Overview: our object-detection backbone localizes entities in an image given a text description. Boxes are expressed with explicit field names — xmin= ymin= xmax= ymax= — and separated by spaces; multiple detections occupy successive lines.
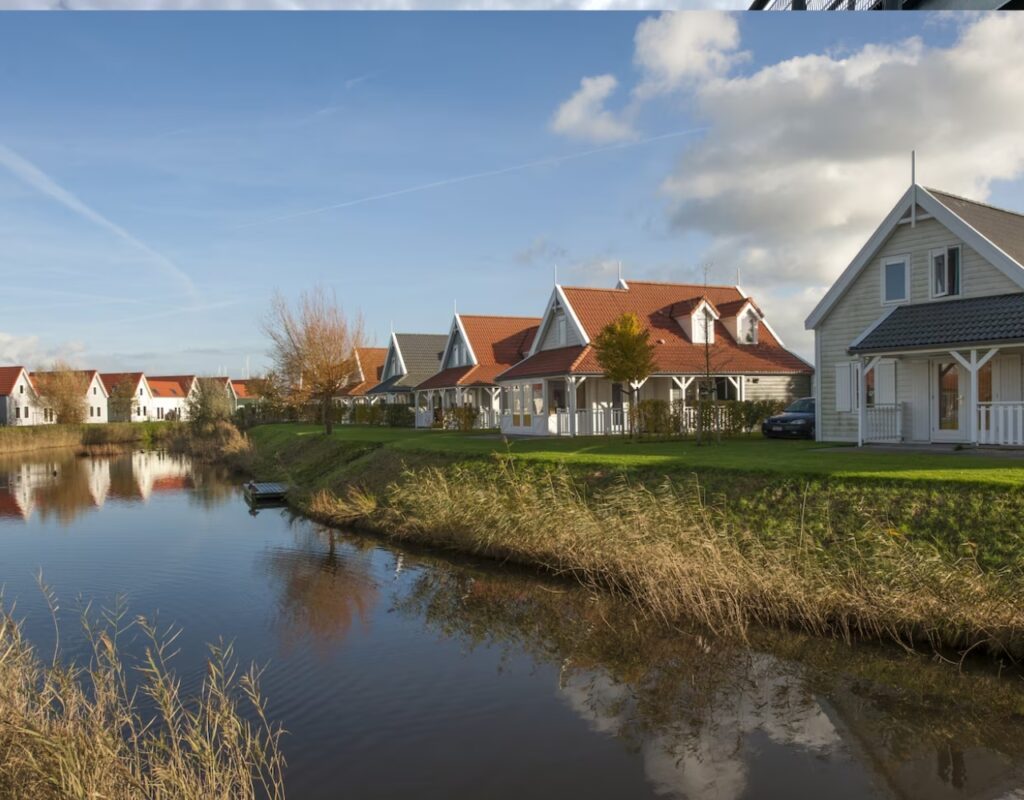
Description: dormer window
xmin=694 ymin=308 xmax=716 ymax=345
xmin=930 ymin=246 xmax=961 ymax=298
xmin=742 ymin=312 xmax=760 ymax=345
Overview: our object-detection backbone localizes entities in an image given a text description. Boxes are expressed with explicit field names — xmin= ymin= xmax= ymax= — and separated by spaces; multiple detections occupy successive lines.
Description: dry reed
xmin=301 ymin=457 xmax=1024 ymax=656
xmin=0 ymin=591 xmax=285 ymax=800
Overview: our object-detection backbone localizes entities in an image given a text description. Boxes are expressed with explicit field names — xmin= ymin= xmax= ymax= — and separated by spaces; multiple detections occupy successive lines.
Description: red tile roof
xmin=231 ymin=379 xmax=256 ymax=399
xmin=416 ymin=315 xmax=540 ymax=390
xmin=0 ymin=366 xmax=27 ymax=396
xmin=148 ymin=375 xmax=196 ymax=396
xmin=339 ymin=347 xmax=388 ymax=397
xmin=148 ymin=379 xmax=188 ymax=399
xmin=100 ymin=372 xmax=145 ymax=394
xmin=500 ymin=281 xmax=810 ymax=381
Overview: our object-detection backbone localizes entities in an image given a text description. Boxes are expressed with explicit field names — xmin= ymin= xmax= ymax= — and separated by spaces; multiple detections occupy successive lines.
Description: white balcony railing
xmin=978 ymin=402 xmax=1024 ymax=446
xmin=865 ymin=403 xmax=902 ymax=443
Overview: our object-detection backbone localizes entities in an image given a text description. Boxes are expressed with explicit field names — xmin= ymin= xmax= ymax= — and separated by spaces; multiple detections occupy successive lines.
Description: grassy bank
xmin=0 ymin=422 xmax=172 ymax=456
xmin=245 ymin=424 xmax=1024 ymax=657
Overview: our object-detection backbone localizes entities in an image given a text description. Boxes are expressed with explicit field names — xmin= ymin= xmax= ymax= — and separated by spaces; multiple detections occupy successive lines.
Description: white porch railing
xmin=978 ymin=402 xmax=1024 ymax=445
xmin=865 ymin=403 xmax=902 ymax=443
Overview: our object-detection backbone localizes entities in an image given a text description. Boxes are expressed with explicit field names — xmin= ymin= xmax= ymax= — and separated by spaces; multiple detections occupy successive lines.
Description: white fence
xmin=978 ymin=402 xmax=1024 ymax=445
xmin=864 ymin=403 xmax=902 ymax=443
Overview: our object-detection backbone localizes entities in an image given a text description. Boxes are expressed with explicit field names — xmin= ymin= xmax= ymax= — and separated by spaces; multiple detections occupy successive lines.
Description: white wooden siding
xmin=538 ymin=307 xmax=583 ymax=351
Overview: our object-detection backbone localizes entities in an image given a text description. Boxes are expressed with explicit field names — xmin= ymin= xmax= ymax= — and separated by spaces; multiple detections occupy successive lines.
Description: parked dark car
xmin=761 ymin=397 xmax=815 ymax=439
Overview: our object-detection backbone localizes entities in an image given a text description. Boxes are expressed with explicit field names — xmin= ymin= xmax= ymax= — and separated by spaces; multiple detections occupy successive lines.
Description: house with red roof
xmin=337 ymin=347 xmax=388 ymax=407
xmin=495 ymin=279 xmax=811 ymax=436
xmin=148 ymin=375 xmax=197 ymax=421
xmin=100 ymin=372 xmax=155 ymax=422
xmin=413 ymin=314 xmax=540 ymax=429
xmin=807 ymin=184 xmax=1024 ymax=446
xmin=0 ymin=366 xmax=42 ymax=426
xmin=231 ymin=379 xmax=261 ymax=408
xmin=28 ymin=369 xmax=109 ymax=423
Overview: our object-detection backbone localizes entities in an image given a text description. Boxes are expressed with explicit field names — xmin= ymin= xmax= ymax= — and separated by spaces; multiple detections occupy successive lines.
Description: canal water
xmin=2 ymin=449 xmax=1023 ymax=800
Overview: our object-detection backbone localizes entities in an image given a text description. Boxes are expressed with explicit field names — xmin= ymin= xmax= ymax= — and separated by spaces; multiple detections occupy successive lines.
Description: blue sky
xmin=1 ymin=11 xmax=1022 ymax=373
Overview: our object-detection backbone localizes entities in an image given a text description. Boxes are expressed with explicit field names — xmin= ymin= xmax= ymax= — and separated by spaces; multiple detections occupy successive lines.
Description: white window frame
xmin=929 ymin=244 xmax=962 ymax=300
xmin=880 ymin=254 xmax=910 ymax=305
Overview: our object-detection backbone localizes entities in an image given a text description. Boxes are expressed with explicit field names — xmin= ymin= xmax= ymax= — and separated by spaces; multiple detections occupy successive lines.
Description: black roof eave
xmin=849 ymin=336 xmax=1024 ymax=356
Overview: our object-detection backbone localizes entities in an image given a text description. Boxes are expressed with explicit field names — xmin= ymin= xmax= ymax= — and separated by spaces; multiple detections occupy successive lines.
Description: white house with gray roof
xmin=365 ymin=333 xmax=448 ymax=406
xmin=807 ymin=183 xmax=1024 ymax=446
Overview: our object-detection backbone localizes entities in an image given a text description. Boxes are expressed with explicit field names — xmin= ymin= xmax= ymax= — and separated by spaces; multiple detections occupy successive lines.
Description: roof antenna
xmin=911 ymin=150 xmax=917 ymax=228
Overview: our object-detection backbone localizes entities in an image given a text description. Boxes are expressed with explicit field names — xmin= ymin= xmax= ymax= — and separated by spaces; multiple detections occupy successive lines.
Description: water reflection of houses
xmin=0 ymin=452 xmax=196 ymax=525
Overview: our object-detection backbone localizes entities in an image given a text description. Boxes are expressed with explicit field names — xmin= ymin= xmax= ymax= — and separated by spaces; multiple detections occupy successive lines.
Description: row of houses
xmin=341 ymin=180 xmax=1024 ymax=446
xmin=337 ymin=279 xmax=813 ymax=436
xmin=0 ymin=369 xmax=259 ymax=426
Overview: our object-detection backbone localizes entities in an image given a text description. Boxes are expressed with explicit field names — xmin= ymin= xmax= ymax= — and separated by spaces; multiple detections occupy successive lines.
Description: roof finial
xmin=617 ymin=260 xmax=622 ymax=283
xmin=736 ymin=266 xmax=741 ymax=288
xmin=553 ymin=263 xmax=558 ymax=286
xmin=911 ymin=150 xmax=917 ymax=228
xmin=454 ymin=298 xmax=457 ymax=315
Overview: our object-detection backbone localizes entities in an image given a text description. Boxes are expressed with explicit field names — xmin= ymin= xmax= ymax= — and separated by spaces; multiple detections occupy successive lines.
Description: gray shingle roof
xmin=927 ymin=188 xmax=1024 ymax=268
xmin=367 ymin=333 xmax=447 ymax=393
xmin=850 ymin=293 xmax=1024 ymax=353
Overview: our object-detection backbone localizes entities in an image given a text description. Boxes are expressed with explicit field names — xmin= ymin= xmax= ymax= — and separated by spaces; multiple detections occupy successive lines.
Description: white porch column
xmin=858 ymin=356 xmax=881 ymax=446
xmin=951 ymin=348 xmax=999 ymax=444
xmin=566 ymin=376 xmax=577 ymax=436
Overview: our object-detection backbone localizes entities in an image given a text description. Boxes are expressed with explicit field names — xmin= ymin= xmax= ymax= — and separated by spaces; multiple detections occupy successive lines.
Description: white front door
xmin=930 ymin=360 xmax=968 ymax=442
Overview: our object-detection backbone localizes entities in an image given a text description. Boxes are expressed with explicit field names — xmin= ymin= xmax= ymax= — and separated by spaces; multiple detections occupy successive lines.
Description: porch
xmin=497 ymin=373 xmax=777 ymax=437
xmin=413 ymin=386 xmax=502 ymax=430
xmin=853 ymin=347 xmax=1024 ymax=446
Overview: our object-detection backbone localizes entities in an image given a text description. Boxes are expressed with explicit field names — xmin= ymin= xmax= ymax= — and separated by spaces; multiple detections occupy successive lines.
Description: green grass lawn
xmin=249 ymin=423 xmax=1024 ymax=486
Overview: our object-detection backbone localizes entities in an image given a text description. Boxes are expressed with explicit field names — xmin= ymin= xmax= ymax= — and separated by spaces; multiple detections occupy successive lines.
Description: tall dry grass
xmin=304 ymin=457 xmax=1024 ymax=656
xmin=0 ymin=592 xmax=285 ymax=800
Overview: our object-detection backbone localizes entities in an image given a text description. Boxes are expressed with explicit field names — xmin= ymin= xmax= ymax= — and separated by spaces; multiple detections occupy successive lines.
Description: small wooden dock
xmin=243 ymin=481 xmax=288 ymax=504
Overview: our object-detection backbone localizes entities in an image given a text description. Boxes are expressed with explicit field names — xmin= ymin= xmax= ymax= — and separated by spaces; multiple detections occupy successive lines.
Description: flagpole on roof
xmin=911 ymin=150 xmax=917 ymax=228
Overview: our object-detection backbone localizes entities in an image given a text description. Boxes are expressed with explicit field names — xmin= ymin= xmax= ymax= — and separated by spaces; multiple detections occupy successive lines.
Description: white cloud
xmin=550 ymin=75 xmax=635 ymax=144
xmin=656 ymin=14 xmax=1024 ymax=354
xmin=633 ymin=11 xmax=743 ymax=97
xmin=0 ymin=332 xmax=84 ymax=367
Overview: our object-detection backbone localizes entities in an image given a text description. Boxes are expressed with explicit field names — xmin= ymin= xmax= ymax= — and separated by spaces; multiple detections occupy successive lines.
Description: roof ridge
xmin=925 ymin=186 xmax=1024 ymax=219
xmin=458 ymin=314 xmax=542 ymax=320
xmin=561 ymin=280 xmax=740 ymax=292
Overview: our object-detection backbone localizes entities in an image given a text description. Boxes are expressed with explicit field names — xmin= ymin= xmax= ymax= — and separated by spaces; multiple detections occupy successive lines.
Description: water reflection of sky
xmin=2 ymin=451 xmax=1024 ymax=800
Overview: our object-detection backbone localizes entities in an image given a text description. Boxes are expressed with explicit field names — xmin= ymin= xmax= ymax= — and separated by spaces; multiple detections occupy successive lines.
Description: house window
xmin=930 ymin=246 xmax=961 ymax=298
xmin=93 ymin=386 xmax=97 ymax=395
xmin=555 ymin=314 xmax=567 ymax=347
xmin=694 ymin=308 xmax=716 ymax=345
xmin=882 ymin=256 xmax=909 ymax=304
xmin=14 ymin=407 xmax=20 ymax=419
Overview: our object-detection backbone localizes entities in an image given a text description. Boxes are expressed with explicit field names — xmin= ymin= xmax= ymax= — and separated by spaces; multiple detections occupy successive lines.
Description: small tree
xmin=107 ymin=379 xmax=136 ymax=423
xmin=32 ymin=361 xmax=89 ymax=424
xmin=262 ymin=286 xmax=364 ymax=435
xmin=186 ymin=377 xmax=236 ymax=427
xmin=593 ymin=312 xmax=657 ymax=438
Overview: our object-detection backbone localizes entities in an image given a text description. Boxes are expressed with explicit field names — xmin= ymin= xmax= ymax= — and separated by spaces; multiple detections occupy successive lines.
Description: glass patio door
xmin=931 ymin=360 xmax=966 ymax=441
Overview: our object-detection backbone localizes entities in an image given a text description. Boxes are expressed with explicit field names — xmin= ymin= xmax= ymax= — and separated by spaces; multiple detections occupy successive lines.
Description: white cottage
xmin=496 ymin=280 xmax=811 ymax=436
xmin=807 ymin=184 xmax=1024 ymax=445
xmin=100 ymin=373 xmax=155 ymax=422
xmin=0 ymin=366 xmax=43 ymax=425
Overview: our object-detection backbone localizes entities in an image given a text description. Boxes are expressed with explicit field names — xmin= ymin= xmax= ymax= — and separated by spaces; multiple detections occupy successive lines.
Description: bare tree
xmin=186 ymin=377 xmax=236 ymax=426
xmin=32 ymin=361 xmax=89 ymax=424
xmin=262 ymin=286 xmax=364 ymax=434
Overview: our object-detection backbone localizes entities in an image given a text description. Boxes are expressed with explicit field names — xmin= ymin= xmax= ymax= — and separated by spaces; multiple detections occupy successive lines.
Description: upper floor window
xmin=555 ymin=313 xmax=567 ymax=347
xmin=694 ymin=308 xmax=716 ymax=345
xmin=19 ymin=384 xmax=23 ymax=395
xmin=881 ymin=255 xmax=909 ymax=305
xmin=930 ymin=246 xmax=961 ymax=298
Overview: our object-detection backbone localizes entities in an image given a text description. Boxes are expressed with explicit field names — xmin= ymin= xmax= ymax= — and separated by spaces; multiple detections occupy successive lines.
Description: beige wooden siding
xmin=816 ymin=216 xmax=1023 ymax=442
xmin=743 ymin=374 xmax=810 ymax=402
xmin=537 ymin=307 xmax=583 ymax=351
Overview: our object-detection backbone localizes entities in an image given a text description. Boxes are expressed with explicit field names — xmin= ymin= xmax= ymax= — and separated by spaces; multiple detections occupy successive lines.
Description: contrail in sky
xmin=235 ymin=126 xmax=709 ymax=230
xmin=0 ymin=141 xmax=197 ymax=298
